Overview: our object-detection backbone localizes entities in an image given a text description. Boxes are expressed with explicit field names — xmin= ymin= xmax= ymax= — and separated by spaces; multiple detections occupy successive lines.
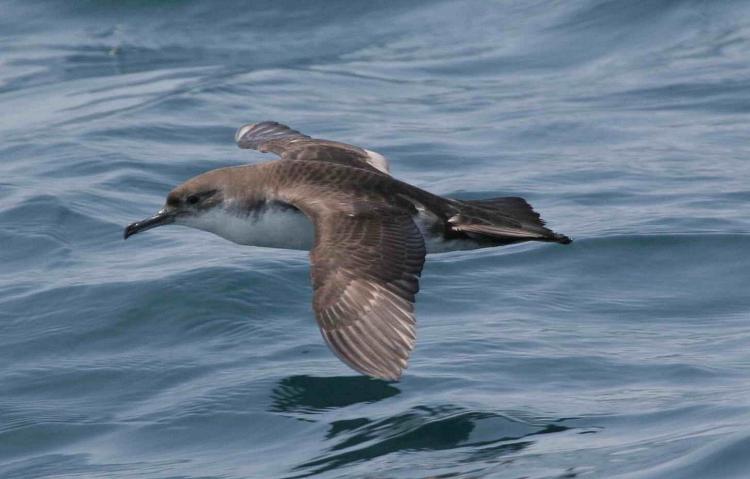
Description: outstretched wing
xmin=235 ymin=121 xmax=390 ymax=174
xmin=309 ymin=211 xmax=426 ymax=380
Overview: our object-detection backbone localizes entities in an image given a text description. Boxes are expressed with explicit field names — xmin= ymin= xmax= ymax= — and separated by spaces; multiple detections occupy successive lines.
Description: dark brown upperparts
xmin=235 ymin=121 xmax=390 ymax=174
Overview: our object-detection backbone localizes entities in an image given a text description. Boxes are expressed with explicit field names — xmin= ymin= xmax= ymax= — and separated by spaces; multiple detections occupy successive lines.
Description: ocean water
xmin=2 ymin=1 xmax=750 ymax=477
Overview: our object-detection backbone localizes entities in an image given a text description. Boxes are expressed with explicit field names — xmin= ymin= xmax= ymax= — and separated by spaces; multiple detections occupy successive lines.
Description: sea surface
xmin=2 ymin=1 xmax=750 ymax=478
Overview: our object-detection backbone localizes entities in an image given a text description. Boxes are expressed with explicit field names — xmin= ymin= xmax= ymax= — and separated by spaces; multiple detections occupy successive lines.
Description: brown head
xmin=123 ymin=167 xmax=241 ymax=240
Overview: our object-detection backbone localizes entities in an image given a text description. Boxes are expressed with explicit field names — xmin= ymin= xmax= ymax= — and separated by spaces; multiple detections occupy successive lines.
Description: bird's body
xmin=172 ymin=159 xmax=568 ymax=253
xmin=124 ymin=122 xmax=571 ymax=380
xmin=186 ymin=195 xmax=315 ymax=250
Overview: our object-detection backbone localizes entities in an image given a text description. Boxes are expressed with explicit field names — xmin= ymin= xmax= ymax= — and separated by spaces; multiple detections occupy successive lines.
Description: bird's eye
xmin=187 ymin=195 xmax=199 ymax=205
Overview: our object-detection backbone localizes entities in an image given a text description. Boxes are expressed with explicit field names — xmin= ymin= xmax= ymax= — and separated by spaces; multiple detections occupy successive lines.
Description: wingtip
xmin=234 ymin=120 xmax=307 ymax=150
xmin=234 ymin=122 xmax=257 ymax=145
xmin=353 ymin=358 xmax=406 ymax=382
xmin=370 ymin=370 xmax=403 ymax=382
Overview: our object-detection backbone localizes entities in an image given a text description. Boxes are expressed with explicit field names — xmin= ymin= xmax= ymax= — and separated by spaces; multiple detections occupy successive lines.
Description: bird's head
xmin=124 ymin=171 xmax=226 ymax=240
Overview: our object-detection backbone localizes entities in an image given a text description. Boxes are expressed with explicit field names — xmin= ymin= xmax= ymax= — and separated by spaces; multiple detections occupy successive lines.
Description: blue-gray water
xmin=2 ymin=1 xmax=749 ymax=478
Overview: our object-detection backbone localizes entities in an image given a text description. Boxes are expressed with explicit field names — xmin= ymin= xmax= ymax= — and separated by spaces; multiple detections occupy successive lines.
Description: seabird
xmin=124 ymin=121 xmax=571 ymax=380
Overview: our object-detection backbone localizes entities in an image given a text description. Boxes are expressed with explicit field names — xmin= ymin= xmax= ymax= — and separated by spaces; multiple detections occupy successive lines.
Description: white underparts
xmin=180 ymin=203 xmax=482 ymax=254
xmin=180 ymin=204 xmax=315 ymax=250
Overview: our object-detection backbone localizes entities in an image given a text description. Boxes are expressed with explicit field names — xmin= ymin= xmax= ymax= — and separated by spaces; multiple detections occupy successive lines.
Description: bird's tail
xmin=450 ymin=197 xmax=571 ymax=245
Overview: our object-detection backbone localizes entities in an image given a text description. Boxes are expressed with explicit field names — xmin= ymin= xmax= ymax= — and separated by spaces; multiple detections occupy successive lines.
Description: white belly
xmin=182 ymin=204 xmax=482 ymax=254
xmin=183 ymin=205 xmax=315 ymax=250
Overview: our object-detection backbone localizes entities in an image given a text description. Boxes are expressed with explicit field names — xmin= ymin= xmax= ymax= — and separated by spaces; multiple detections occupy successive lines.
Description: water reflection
xmin=290 ymin=405 xmax=572 ymax=478
xmin=269 ymin=375 xmax=400 ymax=415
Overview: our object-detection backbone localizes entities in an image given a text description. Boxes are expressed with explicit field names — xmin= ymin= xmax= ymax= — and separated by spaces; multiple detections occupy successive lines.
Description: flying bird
xmin=124 ymin=122 xmax=571 ymax=380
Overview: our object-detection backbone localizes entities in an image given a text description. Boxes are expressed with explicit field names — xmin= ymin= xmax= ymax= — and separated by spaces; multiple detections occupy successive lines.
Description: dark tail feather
xmin=456 ymin=197 xmax=571 ymax=245
xmin=551 ymin=232 xmax=572 ymax=244
xmin=463 ymin=196 xmax=545 ymax=224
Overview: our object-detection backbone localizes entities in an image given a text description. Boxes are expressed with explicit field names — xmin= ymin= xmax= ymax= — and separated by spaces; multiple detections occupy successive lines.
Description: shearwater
xmin=124 ymin=121 xmax=571 ymax=380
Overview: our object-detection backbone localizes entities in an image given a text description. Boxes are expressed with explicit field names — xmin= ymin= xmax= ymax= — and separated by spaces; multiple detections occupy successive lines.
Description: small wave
xmin=616 ymin=430 xmax=750 ymax=479
xmin=289 ymin=404 xmax=573 ymax=478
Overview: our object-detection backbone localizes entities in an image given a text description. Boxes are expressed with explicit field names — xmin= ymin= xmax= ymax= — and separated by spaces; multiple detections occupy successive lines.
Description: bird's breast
xmin=188 ymin=203 xmax=315 ymax=250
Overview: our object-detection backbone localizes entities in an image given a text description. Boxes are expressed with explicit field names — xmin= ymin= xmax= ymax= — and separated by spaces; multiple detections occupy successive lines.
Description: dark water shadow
xmin=269 ymin=375 xmax=400 ymax=416
xmin=287 ymin=404 xmax=574 ymax=478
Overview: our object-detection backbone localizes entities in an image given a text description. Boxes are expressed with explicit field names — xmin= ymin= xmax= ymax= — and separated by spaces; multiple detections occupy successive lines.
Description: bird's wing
xmin=308 ymin=210 xmax=426 ymax=380
xmin=235 ymin=121 xmax=391 ymax=175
